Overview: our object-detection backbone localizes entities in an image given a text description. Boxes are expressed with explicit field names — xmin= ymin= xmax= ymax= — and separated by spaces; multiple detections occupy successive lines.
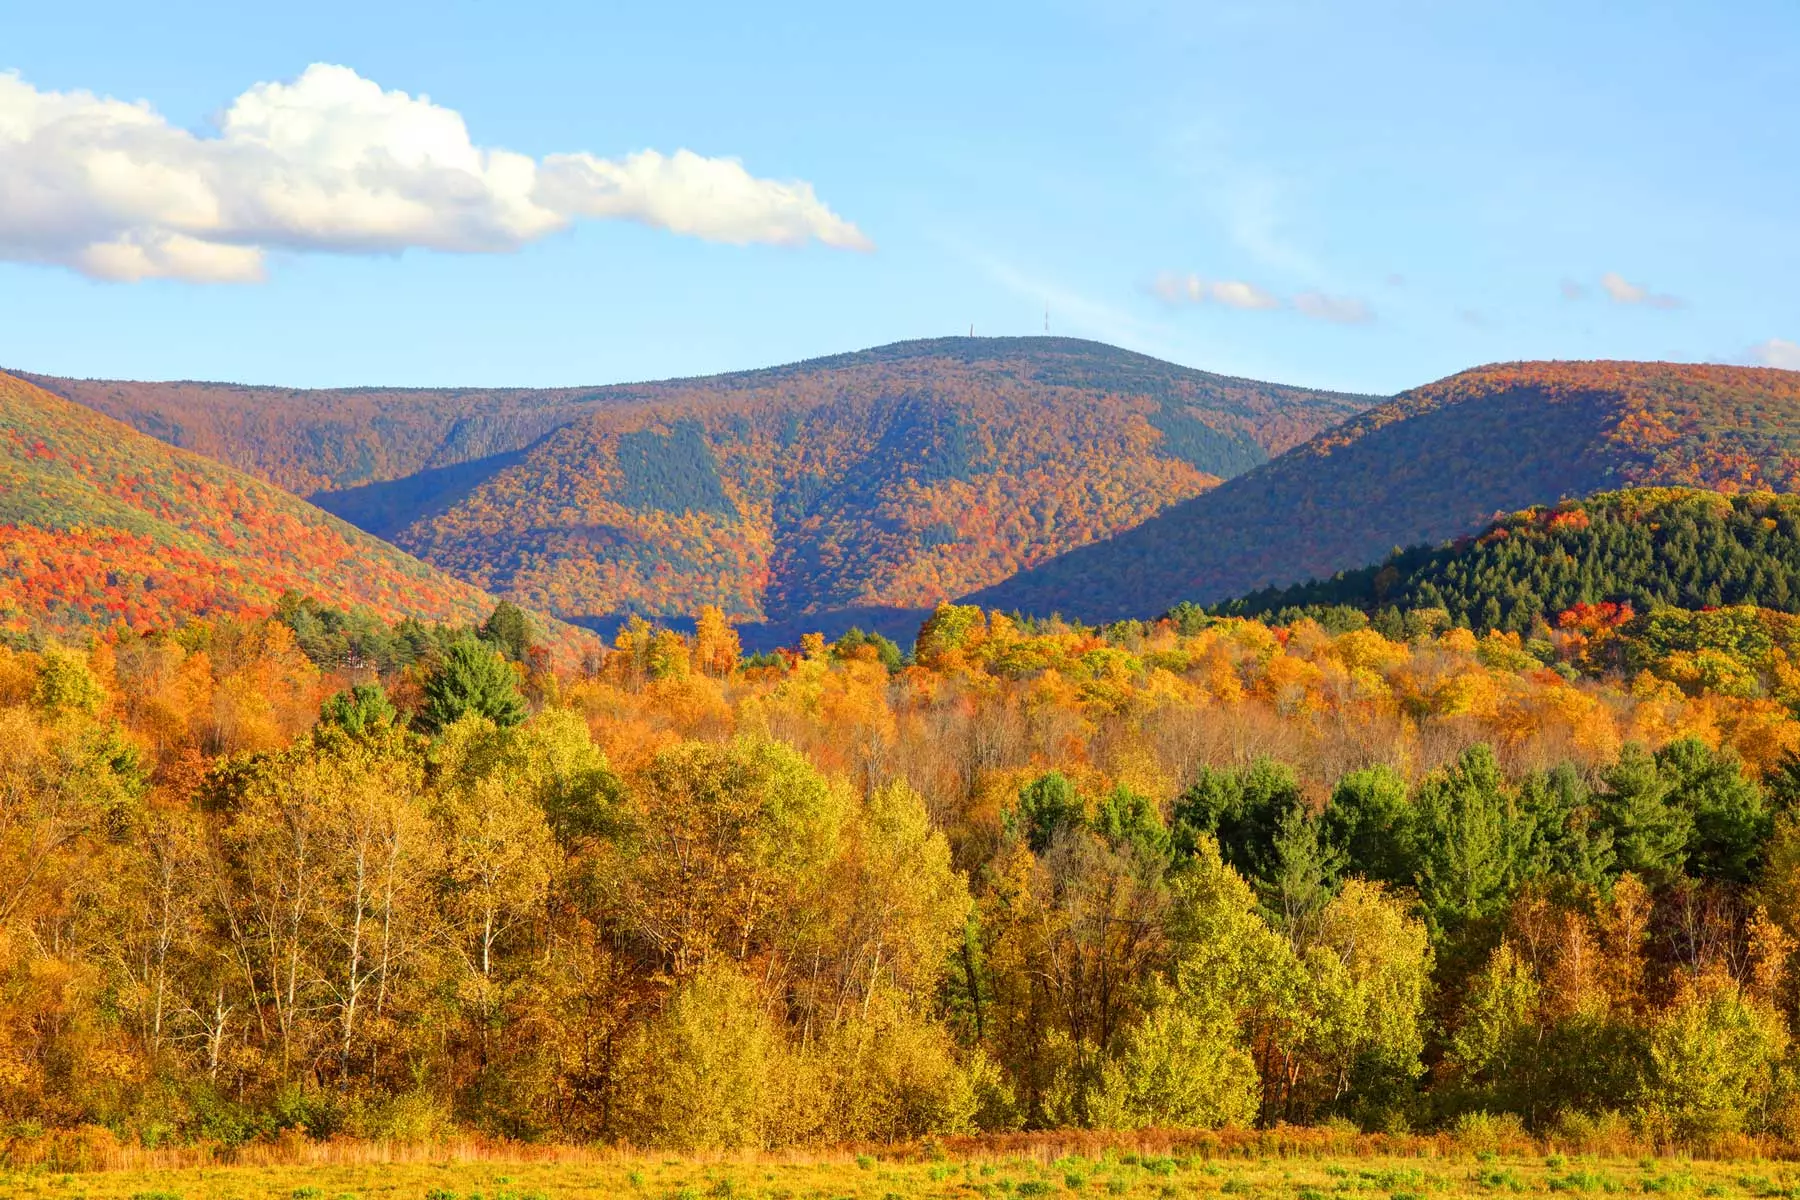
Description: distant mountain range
xmin=0 ymin=370 xmax=584 ymax=649
xmin=968 ymin=360 xmax=1800 ymax=623
xmin=22 ymin=346 xmax=1800 ymax=650
xmin=27 ymin=338 xmax=1375 ymax=635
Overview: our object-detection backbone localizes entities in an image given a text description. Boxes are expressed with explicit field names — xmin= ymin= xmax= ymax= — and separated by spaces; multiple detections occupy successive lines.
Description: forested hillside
xmin=11 ymin=591 xmax=1800 ymax=1148
xmin=972 ymin=361 xmax=1800 ymax=622
xmin=28 ymin=339 xmax=1373 ymax=629
xmin=0 ymin=370 xmax=577 ymax=647
xmin=1218 ymin=488 xmax=1800 ymax=635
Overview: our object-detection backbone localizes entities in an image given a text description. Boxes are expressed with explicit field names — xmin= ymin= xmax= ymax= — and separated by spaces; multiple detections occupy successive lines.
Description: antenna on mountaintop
xmin=1044 ymin=306 xmax=1050 ymax=335
xmin=969 ymin=324 xmax=974 ymax=337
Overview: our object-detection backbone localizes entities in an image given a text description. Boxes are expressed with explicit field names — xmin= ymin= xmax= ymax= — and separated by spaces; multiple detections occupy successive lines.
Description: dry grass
xmin=6 ymin=1138 xmax=1800 ymax=1200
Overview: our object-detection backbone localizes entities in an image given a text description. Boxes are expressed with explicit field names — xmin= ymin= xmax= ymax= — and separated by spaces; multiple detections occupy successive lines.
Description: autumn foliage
xmin=9 ymin=587 xmax=1800 ymax=1150
xmin=32 ymin=338 xmax=1372 ymax=626
xmin=0 ymin=371 xmax=590 ymax=659
xmin=974 ymin=360 xmax=1800 ymax=623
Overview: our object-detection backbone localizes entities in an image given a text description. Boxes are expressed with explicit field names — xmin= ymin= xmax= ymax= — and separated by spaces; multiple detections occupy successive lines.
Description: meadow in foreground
xmin=7 ymin=1149 xmax=1800 ymax=1200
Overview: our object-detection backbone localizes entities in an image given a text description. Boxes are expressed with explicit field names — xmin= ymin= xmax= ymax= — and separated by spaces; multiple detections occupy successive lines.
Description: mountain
xmin=27 ymin=338 xmax=1374 ymax=633
xmin=968 ymin=360 xmax=1800 ymax=622
xmin=1215 ymin=487 xmax=1800 ymax=634
xmin=0 ymin=370 xmax=564 ymax=644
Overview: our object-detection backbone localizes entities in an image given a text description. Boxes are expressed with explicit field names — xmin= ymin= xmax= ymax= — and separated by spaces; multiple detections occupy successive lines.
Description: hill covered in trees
xmin=1215 ymin=488 xmax=1800 ymax=635
xmin=26 ymin=338 xmax=1373 ymax=630
xmin=0 ymin=370 xmax=576 ymax=646
xmin=970 ymin=360 xmax=1800 ymax=622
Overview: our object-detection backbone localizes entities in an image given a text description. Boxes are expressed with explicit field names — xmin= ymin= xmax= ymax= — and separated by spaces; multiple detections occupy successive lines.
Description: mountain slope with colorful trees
xmin=972 ymin=361 xmax=1800 ymax=622
xmin=0 ymin=370 xmax=586 ymax=649
xmin=26 ymin=338 xmax=1374 ymax=627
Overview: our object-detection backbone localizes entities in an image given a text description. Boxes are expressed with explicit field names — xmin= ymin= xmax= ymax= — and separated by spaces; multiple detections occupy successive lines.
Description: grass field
xmin=5 ymin=1148 xmax=1800 ymax=1200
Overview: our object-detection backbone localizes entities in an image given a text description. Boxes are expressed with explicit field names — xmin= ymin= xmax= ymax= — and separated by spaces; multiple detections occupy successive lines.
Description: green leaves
xmin=1411 ymin=746 xmax=1532 ymax=940
xmin=418 ymin=638 xmax=526 ymax=734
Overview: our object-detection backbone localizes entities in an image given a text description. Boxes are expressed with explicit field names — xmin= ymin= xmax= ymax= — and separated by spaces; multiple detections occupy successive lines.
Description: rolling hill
xmin=1215 ymin=487 xmax=1800 ymax=634
xmin=27 ymin=338 xmax=1375 ymax=633
xmin=0 ymin=370 xmax=570 ymax=645
xmin=968 ymin=360 xmax=1800 ymax=623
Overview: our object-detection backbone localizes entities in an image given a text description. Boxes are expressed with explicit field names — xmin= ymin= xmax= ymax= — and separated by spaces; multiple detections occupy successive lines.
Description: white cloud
xmin=1206 ymin=279 xmax=1282 ymax=310
xmin=0 ymin=64 xmax=871 ymax=282
xmin=1150 ymin=271 xmax=1369 ymax=323
xmin=1750 ymin=338 xmax=1800 ymax=370
xmin=1599 ymin=271 xmax=1681 ymax=309
xmin=1151 ymin=272 xmax=1279 ymax=310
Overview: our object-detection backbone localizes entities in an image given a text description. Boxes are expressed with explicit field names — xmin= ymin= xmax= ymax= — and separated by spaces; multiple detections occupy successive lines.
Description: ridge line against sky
xmin=0 ymin=0 xmax=1795 ymax=395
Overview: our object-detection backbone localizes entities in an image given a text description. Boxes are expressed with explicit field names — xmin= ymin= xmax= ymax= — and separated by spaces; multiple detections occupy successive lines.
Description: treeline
xmin=9 ymin=595 xmax=1800 ymax=1150
xmin=1214 ymin=489 xmax=1800 ymax=638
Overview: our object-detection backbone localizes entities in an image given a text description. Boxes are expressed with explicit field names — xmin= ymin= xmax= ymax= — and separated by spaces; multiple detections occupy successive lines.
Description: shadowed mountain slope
xmin=1215 ymin=487 xmax=1800 ymax=635
xmin=968 ymin=360 xmax=1800 ymax=622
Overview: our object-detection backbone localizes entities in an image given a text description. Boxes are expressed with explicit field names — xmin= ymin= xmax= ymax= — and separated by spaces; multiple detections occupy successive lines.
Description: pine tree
xmin=1599 ymin=743 xmax=1692 ymax=881
xmin=418 ymin=638 xmax=527 ymax=733
xmin=479 ymin=601 xmax=534 ymax=663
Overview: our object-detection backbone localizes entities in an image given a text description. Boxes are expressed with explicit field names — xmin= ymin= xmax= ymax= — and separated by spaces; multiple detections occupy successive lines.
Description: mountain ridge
xmin=967 ymin=358 xmax=1800 ymax=622
xmin=24 ymin=338 xmax=1377 ymax=628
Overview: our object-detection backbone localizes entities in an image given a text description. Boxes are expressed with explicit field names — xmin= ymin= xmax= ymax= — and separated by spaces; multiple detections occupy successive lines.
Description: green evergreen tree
xmin=1009 ymin=770 xmax=1085 ymax=853
xmin=1322 ymin=764 xmax=1414 ymax=886
xmin=1517 ymin=762 xmax=1615 ymax=889
xmin=1410 ymin=745 xmax=1530 ymax=941
xmin=479 ymin=600 xmax=535 ymax=663
xmin=1656 ymin=737 xmax=1770 ymax=883
xmin=1598 ymin=743 xmax=1692 ymax=882
xmin=1260 ymin=805 xmax=1344 ymax=941
xmin=1092 ymin=783 xmax=1172 ymax=864
xmin=1172 ymin=758 xmax=1304 ymax=882
xmin=418 ymin=638 xmax=528 ymax=733
xmin=318 ymin=682 xmax=399 ymax=740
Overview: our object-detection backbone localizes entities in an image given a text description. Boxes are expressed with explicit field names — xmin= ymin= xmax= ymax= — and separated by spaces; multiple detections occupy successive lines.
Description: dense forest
xmin=30 ymin=339 xmax=1373 ymax=629
xmin=12 ymin=582 xmax=1800 ymax=1152
xmin=1216 ymin=488 xmax=1800 ymax=637
xmin=0 ymin=371 xmax=574 ymax=648
xmin=972 ymin=361 xmax=1800 ymax=623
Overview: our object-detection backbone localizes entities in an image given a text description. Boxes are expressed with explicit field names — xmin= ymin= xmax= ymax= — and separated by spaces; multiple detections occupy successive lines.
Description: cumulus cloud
xmin=1598 ymin=271 xmax=1682 ymax=309
xmin=1750 ymin=338 xmax=1800 ymax=370
xmin=0 ymin=64 xmax=871 ymax=282
xmin=1150 ymin=271 xmax=1371 ymax=323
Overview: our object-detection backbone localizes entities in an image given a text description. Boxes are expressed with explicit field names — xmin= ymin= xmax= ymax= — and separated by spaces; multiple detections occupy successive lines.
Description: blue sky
xmin=1 ymin=0 xmax=1795 ymax=394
